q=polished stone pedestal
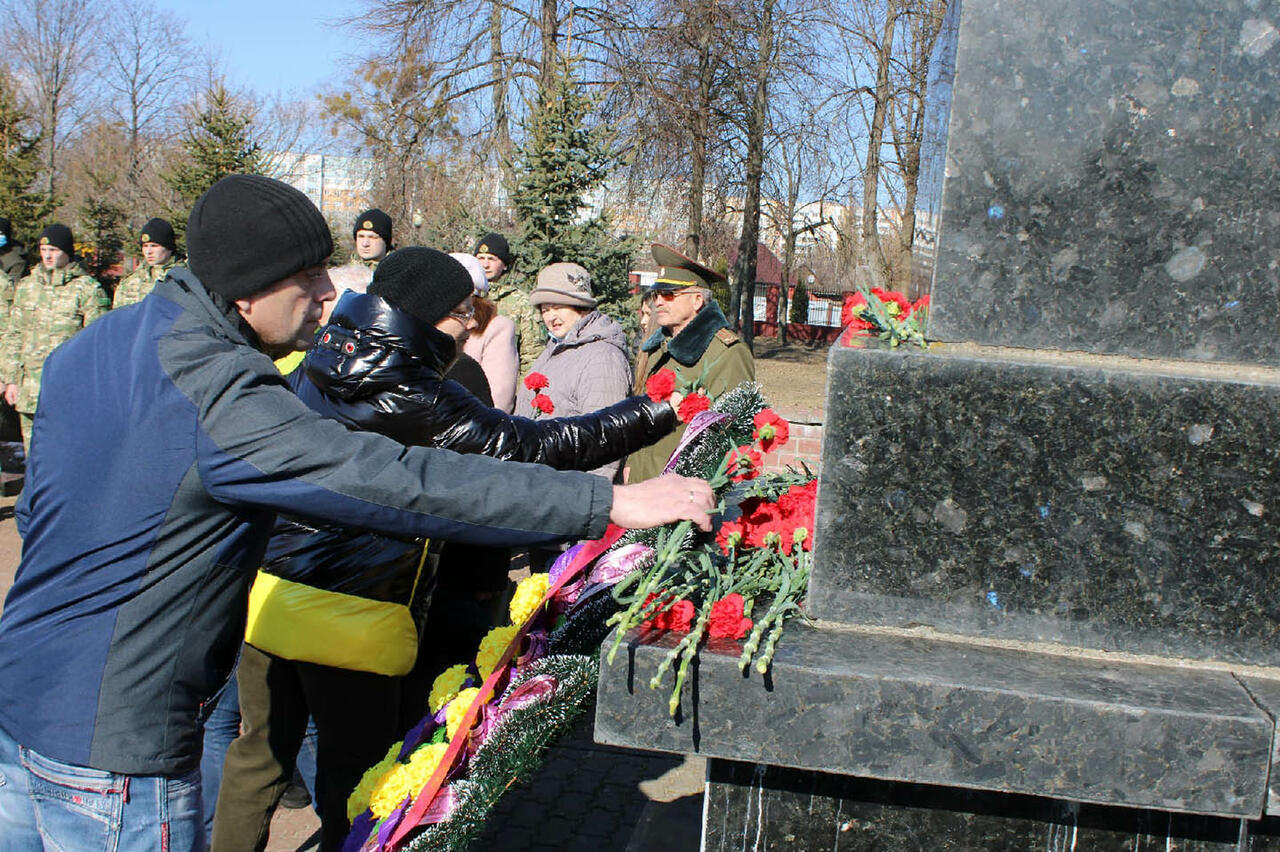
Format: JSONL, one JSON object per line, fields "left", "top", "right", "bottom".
{"left": 592, "top": 0, "right": 1280, "bottom": 846}
{"left": 596, "top": 625, "right": 1278, "bottom": 819}
{"left": 702, "top": 761, "right": 1280, "bottom": 852}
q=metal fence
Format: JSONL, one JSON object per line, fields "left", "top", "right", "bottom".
{"left": 752, "top": 283, "right": 844, "bottom": 327}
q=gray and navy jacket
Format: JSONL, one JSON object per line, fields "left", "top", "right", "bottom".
{"left": 0, "top": 268, "right": 611, "bottom": 776}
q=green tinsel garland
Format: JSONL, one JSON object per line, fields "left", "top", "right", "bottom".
{"left": 401, "top": 655, "right": 598, "bottom": 851}
{"left": 546, "top": 589, "right": 622, "bottom": 656}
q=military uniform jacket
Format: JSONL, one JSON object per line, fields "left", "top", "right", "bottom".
{"left": 0, "top": 261, "right": 110, "bottom": 413}
{"left": 0, "top": 268, "right": 13, "bottom": 328}
{"left": 112, "top": 257, "right": 181, "bottom": 309}
{"left": 626, "top": 300, "right": 755, "bottom": 483}
{"left": 490, "top": 279, "right": 544, "bottom": 374}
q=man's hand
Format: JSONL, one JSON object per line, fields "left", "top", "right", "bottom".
{"left": 3, "top": 384, "right": 16, "bottom": 406}
{"left": 610, "top": 474, "right": 715, "bottom": 532}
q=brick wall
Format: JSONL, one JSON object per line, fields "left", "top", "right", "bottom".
{"left": 761, "top": 406, "right": 824, "bottom": 474}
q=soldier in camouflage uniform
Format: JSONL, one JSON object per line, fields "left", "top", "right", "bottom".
{"left": 474, "top": 231, "right": 542, "bottom": 373}
{"left": 0, "top": 224, "right": 111, "bottom": 451}
{"left": 112, "top": 217, "right": 181, "bottom": 309}
{"left": 351, "top": 208, "right": 392, "bottom": 270}
{"left": 0, "top": 217, "right": 27, "bottom": 282}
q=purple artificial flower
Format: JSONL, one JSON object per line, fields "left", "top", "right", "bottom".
{"left": 589, "top": 543, "right": 655, "bottom": 585}
{"left": 342, "top": 812, "right": 376, "bottom": 852}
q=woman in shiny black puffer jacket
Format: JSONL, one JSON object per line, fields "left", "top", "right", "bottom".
{"left": 261, "top": 289, "right": 676, "bottom": 646}
{"left": 223, "top": 290, "right": 677, "bottom": 845}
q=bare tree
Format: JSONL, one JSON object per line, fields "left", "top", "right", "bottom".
{"left": 101, "top": 0, "right": 191, "bottom": 222}
{"left": 2, "top": 0, "right": 100, "bottom": 202}
{"left": 728, "top": 0, "right": 776, "bottom": 352}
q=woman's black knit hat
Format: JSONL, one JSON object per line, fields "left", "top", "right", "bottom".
{"left": 186, "top": 175, "right": 333, "bottom": 301}
{"left": 369, "top": 247, "right": 473, "bottom": 326}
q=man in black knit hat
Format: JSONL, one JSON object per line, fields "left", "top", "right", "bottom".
{"left": 0, "top": 217, "right": 27, "bottom": 281}
{"left": 351, "top": 207, "right": 392, "bottom": 269}
{"left": 0, "top": 175, "right": 714, "bottom": 848}
{"left": 113, "top": 217, "right": 183, "bottom": 308}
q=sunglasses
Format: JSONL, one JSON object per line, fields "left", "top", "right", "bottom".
{"left": 448, "top": 306, "right": 476, "bottom": 321}
{"left": 652, "top": 289, "right": 694, "bottom": 302}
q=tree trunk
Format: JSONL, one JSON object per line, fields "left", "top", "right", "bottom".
{"left": 860, "top": 0, "right": 898, "bottom": 290}
{"left": 684, "top": 15, "right": 714, "bottom": 261}
{"left": 490, "top": 0, "right": 514, "bottom": 191}
{"left": 731, "top": 0, "right": 773, "bottom": 353}
{"left": 538, "top": 0, "right": 559, "bottom": 98}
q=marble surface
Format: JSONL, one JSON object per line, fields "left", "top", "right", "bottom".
{"left": 594, "top": 625, "right": 1273, "bottom": 817}
{"left": 702, "top": 760, "right": 1280, "bottom": 851}
{"left": 923, "top": 0, "right": 1280, "bottom": 364}
{"left": 809, "top": 345, "right": 1280, "bottom": 666}
{"left": 1239, "top": 676, "right": 1280, "bottom": 815}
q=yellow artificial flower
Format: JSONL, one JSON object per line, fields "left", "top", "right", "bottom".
{"left": 347, "top": 740, "right": 403, "bottom": 822}
{"left": 476, "top": 624, "right": 519, "bottom": 678}
{"left": 445, "top": 687, "right": 481, "bottom": 739}
{"left": 428, "top": 664, "right": 470, "bottom": 714}
{"left": 509, "top": 573, "right": 550, "bottom": 626}
{"left": 369, "top": 762, "right": 415, "bottom": 819}
{"left": 403, "top": 742, "right": 450, "bottom": 793}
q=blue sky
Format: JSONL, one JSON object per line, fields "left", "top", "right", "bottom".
{"left": 161, "top": 0, "right": 367, "bottom": 96}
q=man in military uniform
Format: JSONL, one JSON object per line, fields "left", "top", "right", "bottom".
{"left": 474, "top": 231, "right": 541, "bottom": 373}
{"left": 352, "top": 208, "right": 392, "bottom": 269}
{"left": 0, "top": 224, "right": 111, "bottom": 451}
{"left": 626, "top": 243, "right": 755, "bottom": 483}
{"left": 0, "top": 218, "right": 27, "bottom": 282}
{"left": 112, "top": 217, "right": 181, "bottom": 309}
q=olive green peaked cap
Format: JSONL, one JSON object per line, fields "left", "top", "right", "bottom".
{"left": 651, "top": 243, "right": 726, "bottom": 288}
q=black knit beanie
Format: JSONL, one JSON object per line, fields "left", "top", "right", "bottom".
{"left": 352, "top": 208, "right": 393, "bottom": 245}
{"left": 139, "top": 217, "right": 176, "bottom": 251}
{"left": 38, "top": 224, "right": 74, "bottom": 255}
{"left": 186, "top": 175, "right": 333, "bottom": 301}
{"left": 472, "top": 232, "right": 513, "bottom": 268}
{"left": 369, "top": 247, "right": 473, "bottom": 326}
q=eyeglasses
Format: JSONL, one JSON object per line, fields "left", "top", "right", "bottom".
{"left": 653, "top": 289, "right": 693, "bottom": 302}
{"left": 448, "top": 306, "right": 476, "bottom": 321}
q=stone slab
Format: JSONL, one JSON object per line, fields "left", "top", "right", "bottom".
{"left": 809, "top": 345, "right": 1280, "bottom": 666}
{"left": 594, "top": 625, "right": 1273, "bottom": 818}
{"left": 703, "top": 759, "right": 1280, "bottom": 851}
{"left": 1238, "top": 676, "right": 1280, "bottom": 816}
{"left": 922, "top": 0, "right": 1280, "bottom": 364}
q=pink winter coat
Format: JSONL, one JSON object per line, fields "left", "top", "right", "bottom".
{"left": 463, "top": 314, "right": 519, "bottom": 412}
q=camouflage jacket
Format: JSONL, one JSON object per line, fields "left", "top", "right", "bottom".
{"left": 112, "top": 258, "right": 182, "bottom": 309}
{"left": 0, "top": 261, "right": 111, "bottom": 412}
{"left": 490, "top": 280, "right": 544, "bottom": 374}
{"left": 0, "top": 269, "right": 13, "bottom": 328}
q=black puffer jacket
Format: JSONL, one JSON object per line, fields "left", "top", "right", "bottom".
{"left": 295, "top": 291, "right": 675, "bottom": 466}
{"left": 254, "top": 291, "right": 676, "bottom": 667}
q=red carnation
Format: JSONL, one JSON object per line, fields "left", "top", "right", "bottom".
{"left": 677, "top": 390, "right": 711, "bottom": 423}
{"left": 639, "top": 592, "right": 694, "bottom": 632}
{"left": 707, "top": 593, "right": 753, "bottom": 639}
{"left": 725, "top": 445, "right": 762, "bottom": 482}
{"left": 645, "top": 369, "right": 677, "bottom": 403}
{"left": 523, "top": 372, "right": 550, "bottom": 391}
{"left": 752, "top": 409, "right": 790, "bottom": 453}
{"left": 659, "top": 599, "right": 695, "bottom": 632}
{"left": 532, "top": 394, "right": 555, "bottom": 415}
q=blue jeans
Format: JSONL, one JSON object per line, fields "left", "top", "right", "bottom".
{"left": 200, "top": 667, "right": 241, "bottom": 839}
{"left": 0, "top": 722, "right": 204, "bottom": 850}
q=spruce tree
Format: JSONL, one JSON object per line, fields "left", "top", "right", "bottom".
{"left": 163, "top": 84, "right": 266, "bottom": 242}
{"left": 789, "top": 279, "right": 809, "bottom": 324}
{"left": 0, "top": 68, "right": 54, "bottom": 253}
{"left": 510, "top": 65, "right": 636, "bottom": 317}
